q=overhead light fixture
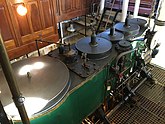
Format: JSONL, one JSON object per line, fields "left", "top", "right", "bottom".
{"left": 17, "top": 4, "right": 27, "bottom": 16}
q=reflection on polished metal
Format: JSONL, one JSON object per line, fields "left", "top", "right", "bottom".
{"left": 115, "top": 17, "right": 140, "bottom": 39}
{"left": 0, "top": 56, "right": 70, "bottom": 118}
{"left": 75, "top": 36, "right": 112, "bottom": 59}
{"left": 0, "top": 34, "right": 30, "bottom": 124}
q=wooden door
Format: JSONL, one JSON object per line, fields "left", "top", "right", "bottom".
{"left": 0, "top": 0, "right": 18, "bottom": 51}
{"left": 81, "top": 0, "right": 92, "bottom": 14}
{"left": 8, "top": 0, "right": 56, "bottom": 44}
{"left": 60, "top": 0, "right": 72, "bottom": 14}
{"left": 57, "top": 0, "right": 82, "bottom": 22}
{"left": 6, "top": 0, "right": 58, "bottom": 59}
{"left": 72, "top": 0, "right": 81, "bottom": 11}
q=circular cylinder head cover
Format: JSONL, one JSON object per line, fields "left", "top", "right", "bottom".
{"left": 114, "top": 22, "right": 140, "bottom": 38}
{"left": 128, "top": 18, "right": 147, "bottom": 27}
{"left": 116, "top": 40, "right": 132, "bottom": 52}
{"left": 0, "top": 56, "right": 71, "bottom": 118}
{"left": 98, "top": 29, "right": 124, "bottom": 43}
{"left": 75, "top": 36, "right": 112, "bottom": 59}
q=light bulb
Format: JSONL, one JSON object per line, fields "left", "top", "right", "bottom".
{"left": 17, "top": 5, "right": 27, "bottom": 16}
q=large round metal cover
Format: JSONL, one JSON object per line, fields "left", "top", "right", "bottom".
{"left": 75, "top": 37, "right": 112, "bottom": 59}
{"left": 98, "top": 29, "right": 124, "bottom": 42}
{"left": 116, "top": 40, "right": 132, "bottom": 52}
{"left": 118, "top": 40, "right": 131, "bottom": 48}
{"left": 0, "top": 56, "right": 70, "bottom": 110}
{"left": 129, "top": 18, "right": 147, "bottom": 27}
{"left": 114, "top": 22, "right": 140, "bottom": 36}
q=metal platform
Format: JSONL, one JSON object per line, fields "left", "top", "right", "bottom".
{"left": 107, "top": 65, "right": 165, "bottom": 124}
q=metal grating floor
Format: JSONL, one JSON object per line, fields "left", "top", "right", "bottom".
{"left": 150, "top": 65, "right": 165, "bottom": 86}
{"left": 108, "top": 65, "right": 165, "bottom": 124}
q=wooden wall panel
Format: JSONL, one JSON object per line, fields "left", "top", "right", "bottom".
{"left": 60, "top": 0, "right": 72, "bottom": 13}
{"left": 55, "top": 0, "right": 60, "bottom": 16}
{"left": 13, "top": 4, "right": 31, "bottom": 36}
{"left": 82, "top": 0, "right": 92, "bottom": 9}
{"left": 0, "top": 1, "right": 18, "bottom": 50}
{"left": 27, "top": 1, "right": 42, "bottom": 32}
{"left": 81, "top": 0, "right": 92, "bottom": 15}
{"left": 57, "top": 0, "right": 84, "bottom": 22}
{"left": 73, "top": 0, "right": 81, "bottom": 10}
{"left": 2, "top": 0, "right": 59, "bottom": 59}
{"left": 0, "top": 4, "right": 13, "bottom": 41}
{"left": 40, "top": 0, "right": 52, "bottom": 28}
{"left": 1, "top": 0, "right": 97, "bottom": 59}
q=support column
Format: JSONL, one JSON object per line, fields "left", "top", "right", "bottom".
{"left": 121, "top": 0, "right": 129, "bottom": 22}
{"left": 99, "top": 0, "right": 105, "bottom": 15}
{"left": 133, "top": 0, "right": 141, "bottom": 17}
{"left": 157, "top": 0, "right": 165, "bottom": 21}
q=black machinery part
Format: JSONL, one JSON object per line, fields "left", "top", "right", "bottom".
{"left": 114, "top": 23, "right": 140, "bottom": 38}
{"left": 116, "top": 40, "right": 132, "bottom": 52}
{"left": 97, "top": 28, "right": 124, "bottom": 43}
{"left": 75, "top": 37, "right": 112, "bottom": 60}
{"left": 155, "top": 19, "right": 165, "bottom": 26}
{"left": 67, "top": 57, "right": 99, "bottom": 78}
{"left": 114, "top": 17, "right": 140, "bottom": 40}
{"left": 128, "top": 18, "right": 147, "bottom": 28}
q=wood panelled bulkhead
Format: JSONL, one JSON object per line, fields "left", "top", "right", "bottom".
{"left": 0, "top": 0, "right": 100, "bottom": 59}
{"left": 0, "top": 0, "right": 18, "bottom": 51}
{"left": 56, "top": 0, "right": 100, "bottom": 22}
{"left": 0, "top": 0, "right": 59, "bottom": 60}
{"left": 56, "top": 0, "right": 81, "bottom": 22}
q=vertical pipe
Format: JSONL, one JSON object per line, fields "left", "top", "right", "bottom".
{"left": 85, "top": 15, "right": 87, "bottom": 36}
{"left": 99, "top": 0, "right": 105, "bottom": 15}
{"left": 157, "top": 0, "right": 165, "bottom": 21}
{"left": 133, "top": 0, "right": 141, "bottom": 17}
{"left": 0, "top": 34, "right": 30, "bottom": 124}
{"left": 121, "top": 0, "right": 129, "bottom": 22}
{"left": 59, "top": 22, "right": 64, "bottom": 43}
{"left": 35, "top": 40, "right": 41, "bottom": 56}
{"left": 152, "top": 0, "right": 164, "bottom": 31}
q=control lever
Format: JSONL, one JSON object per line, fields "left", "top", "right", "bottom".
{"left": 81, "top": 53, "right": 90, "bottom": 69}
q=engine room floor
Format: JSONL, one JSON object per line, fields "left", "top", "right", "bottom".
{"left": 107, "top": 65, "right": 165, "bottom": 124}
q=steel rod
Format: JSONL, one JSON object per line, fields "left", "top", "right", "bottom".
{"left": 0, "top": 34, "right": 30, "bottom": 124}
{"left": 35, "top": 40, "right": 40, "bottom": 56}
{"left": 85, "top": 15, "right": 87, "bottom": 36}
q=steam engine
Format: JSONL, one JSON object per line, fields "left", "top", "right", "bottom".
{"left": 0, "top": 14, "right": 159, "bottom": 124}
